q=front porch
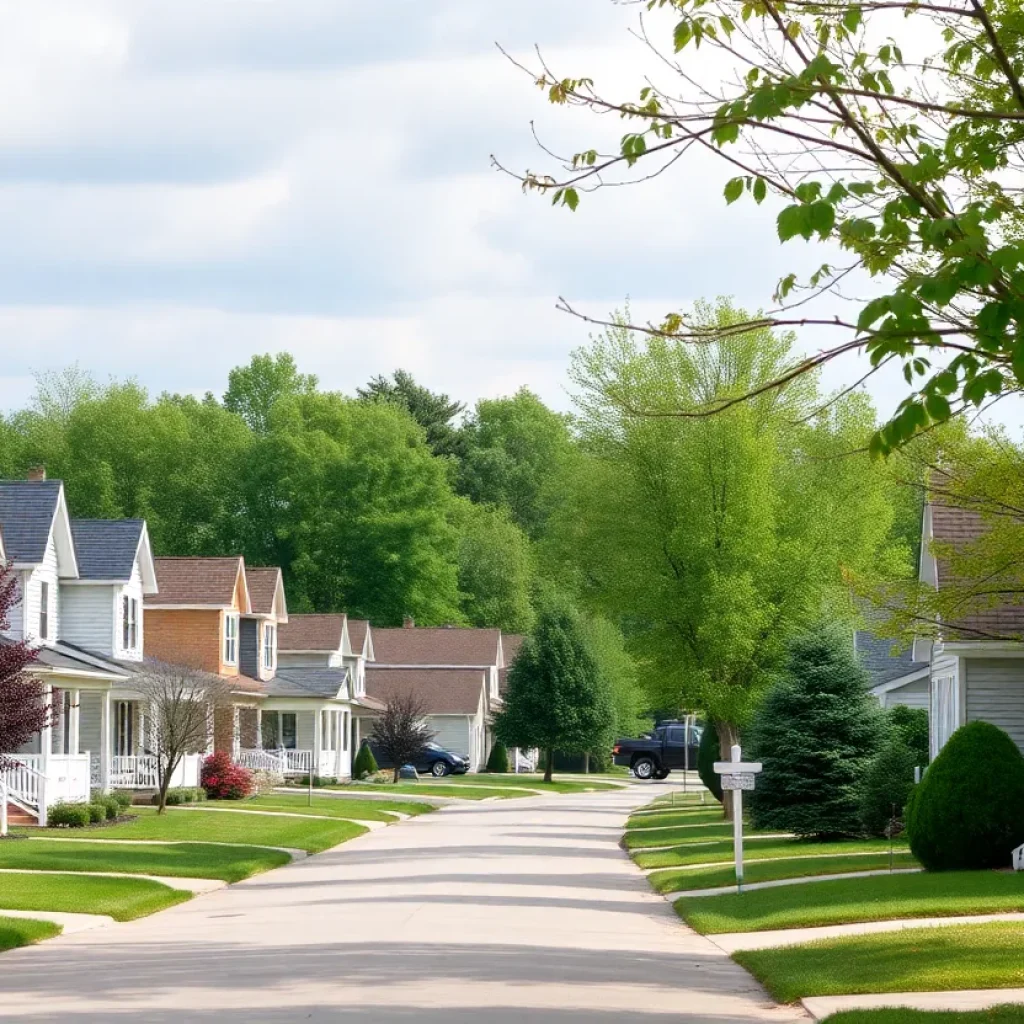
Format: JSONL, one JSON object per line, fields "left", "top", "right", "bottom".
{"left": 237, "top": 704, "right": 352, "bottom": 779}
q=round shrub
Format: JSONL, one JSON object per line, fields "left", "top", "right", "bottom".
{"left": 100, "top": 795, "right": 120, "bottom": 820}
{"left": 353, "top": 741, "right": 379, "bottom": 780}
{"left": 906, "top": 720, "right": 1024, "bottom": 870}
{"left": 200, "top": 751, "right": 254, "bottom": 800}
{"left": 111, "top": 790, "right": 134, "bottom": 810}
{"left": 47, "top": 801, "right": 91, "bottom": 828}
{"left": 486, "top": 742, "right": 510, "bottom": 774}
{"left": 87, "top": 802, "right": 106, "bottom": 824}
{"left": 697, "top": 722, "right": 723, "bottom": 803}
{"left": 859, "top": 736, "right": 918, "bottom": 836}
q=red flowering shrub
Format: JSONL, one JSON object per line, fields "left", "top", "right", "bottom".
{"left": 200, "top": 751, "right": 254, "bottom": 800}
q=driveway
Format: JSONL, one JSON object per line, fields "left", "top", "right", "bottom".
{"left": 0, "top": 784, "right": 805, "bottom": 1023}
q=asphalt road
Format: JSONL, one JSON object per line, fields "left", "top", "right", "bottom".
{"left": 0, "top": 783, "right": 806, "bottom": 1022}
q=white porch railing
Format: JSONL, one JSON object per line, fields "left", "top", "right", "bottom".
{"left": 110, "top": 754, "right": 202, "bottom": 790}
{"left": 1, "top": 757, "right": 47, "bottom": 828}
{"left": 237, "top": 749, "right": 286, "bottom": 773}
{"left": 238, "top": 749, "right": 319, "bottom": 776}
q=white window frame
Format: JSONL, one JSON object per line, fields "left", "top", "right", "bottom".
{"left": 39, "top": 580, "right": 49, "bottom": 640}
{"left": 122, "top": 595, "right": 138, "bottom": 651}
{"left": 263, "top": 623, "right": 275, "bottom": 670}
{"left": 223, "top": 613, "right": 238, "bottom": 665}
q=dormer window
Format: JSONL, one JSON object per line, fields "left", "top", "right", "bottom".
{"left": 263, "top": 623, "right": 275, "bottom": 669}
{"left": 224, "top": 613, "right": 238, "bottom": 664}
{"left": 39, "top": 581, "right": 49, "bottom": 640}
{"left": 122, "top": 596, "right": 138, "bottom": 651}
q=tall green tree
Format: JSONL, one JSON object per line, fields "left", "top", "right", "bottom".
{"left": 223, "top": 353, "right": 317, "bottom": 434}
{"left": 498, "top": 0, "right": 1024, "bottom": 449}
{"left": 493, "top": 598, "right": 614, "bottom": 782}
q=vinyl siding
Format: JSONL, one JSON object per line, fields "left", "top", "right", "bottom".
{"left": 882, "top": 678, "right": 930, "bottom": 712}
{"left": 17, "top": 532, "right": 60, "bottom": 643}
{"left": 277, "top": 651, "right": 342, "bottom": 669}
{"left": 61, "top": 584, "right": 116, "bottom": 655}
{"left": 79, "top": 690, "right": 104, "bottom": 784}
{"left": 429, "top": 717, "right": 472, "bottom": 762}
{"left": 239, "top": 618, "right": 259, "bottom": 679}
{"left": 296, "top": 711, "right": 316, "bottom": 751}
{"left": 113, "top": 563, "right": 144, "bottom": 661}
{"left": 965, "top": 657, "right": 1024, "bottom": 752}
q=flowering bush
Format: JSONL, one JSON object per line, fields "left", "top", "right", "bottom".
{"left": 200, "top": 751, "right": 254, "bottom": 800}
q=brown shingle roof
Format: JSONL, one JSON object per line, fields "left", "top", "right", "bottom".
{"left": 246, "top": 567, "right": 283, "bottom": 617}
{"left": 224, "top": 673, "right": 266, "bottom": 696}
{"left": 278, "top": 614, "right": 346, "bottom": 652}
{"left": 147, "top": 557, "right": 246, "bottom": 608}
{"left": 372, "top": 627, "right": 501, "bottom": 667}
{"left": 347, "top": 619, "right": 369, "bottom": 656}
{"left": 366, "top": 666, "right": 486, "bottom": 716}
{"left": 502, "top": 633, "right": 525, "bottom": 666}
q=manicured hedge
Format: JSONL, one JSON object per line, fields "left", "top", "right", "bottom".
{"left": 48, "top": 801, "right": 92, "bottom": 828}
{"left": 697, "top": 724, "right": 723, "bottom": 803}
{"left": 486, "top": 742, "right": 510, "bottom": 774}
{"left": 353, "top": 741, "right": 379, "bottom": 779}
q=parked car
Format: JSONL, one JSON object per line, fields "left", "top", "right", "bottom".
{"left": 612, "top": 721, "right": 702, "bottom": 780}
{"left": 367, "top": 740, "right": 470, "bottom": 777}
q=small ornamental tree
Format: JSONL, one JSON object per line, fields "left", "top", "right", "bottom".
{"left": 749, "top": 628, "right": 884, "bottom": 837}
{"left": 906, "top": 721, "right": 1024, "bottom": 871}
{"left": 493, "top": 599, "right": 614, "bottom": 784}
{"left": 371, "top": 693, "right": 434, "bottom": 784}
{"left": 200, "top": 751, "right": 254, "bottom": 801}
{"left": 352, "top": 740, "right": 379, "bottom": 779}
{"left": 486, "top": 741, "right": 510, "bottom": 774}
{"left": 697, "top": 722, "right": 724, "bottom": 806}
{"left": 0, "top": 562, "right": 48, "bottom": 770}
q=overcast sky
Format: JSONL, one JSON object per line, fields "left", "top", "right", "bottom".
{"left": 0, "top": 0, "right": 1019, "bottom": 431}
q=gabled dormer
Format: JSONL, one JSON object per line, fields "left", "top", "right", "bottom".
{"left": 277, "top": 614, "right": 350, "bottom": 669}
{"left": 0, "top": 471, "right": 79, "bottom": 646}
{"left": 241, "top": 566, "right": 288, "bottom": 681}
{"left": 62, "top": 519, "right": 157, "bottom": 660}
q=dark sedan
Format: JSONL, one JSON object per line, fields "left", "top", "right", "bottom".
{"left": 367, "top": 740, "right": 470, "bottom": 777}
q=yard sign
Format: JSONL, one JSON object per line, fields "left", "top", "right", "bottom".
{"left": 713, "top": 744, "right": 762, "bottom": 894}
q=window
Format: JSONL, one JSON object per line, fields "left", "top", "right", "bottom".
{"left": 223, "top": 613, "right": 238, "bottom": 664}
{"left": 262, "top": 623, "right": 275, "bottom": 669}
{"left": 667, "top": 727, "right": 686, "bottom": 745}
{"left": 39, "top": 581, "right": 49, "bottom": 639}
{"left": 115, "top": 701, "right": 134, "bottom": 757}
{"left": 281, "top": 712, "right": 297, "bottom": 750}
{"left": 122, "top": 596, "right": 138, "bottom": 651}
{"left": 260, "top": 711, "right": 297, "bottom": 750}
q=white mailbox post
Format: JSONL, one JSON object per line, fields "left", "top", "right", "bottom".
{"left": 713, "top": 744, "right": 762, "bottom": 893}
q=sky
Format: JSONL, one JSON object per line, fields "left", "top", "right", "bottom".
{"left": 0, "top": 0, "right": 1019, "bottom": 432}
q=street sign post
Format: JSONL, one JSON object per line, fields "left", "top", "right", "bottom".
{"left": 713, "top": 745, "right": 762, "bottom": 893}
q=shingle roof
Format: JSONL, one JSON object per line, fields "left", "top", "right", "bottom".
{"left": 502, "top": 633, "right": 525, "bottom": 666}
{"left": 0, "top": 480, "right": 62, "bottom": 564}
{"left": 266, "top": 667, "right": 350, "bottom": 699}
{"left": 366, "top": 666, "right": 487, "bottom": 715}
{"left": 854, "top": 630, "right": 923, "bottom": 688}
{"left": 348, "top": 619, "right": 369, "bottom": 656}
{"left": 278, "top": 614, "right": 346, "bottom": 652}
{"left": 372, "top": 627, "right": 501, "bottom": 667}
{"left": 70, "top": 520, "right": 144, "bottom": 581}
{"left": 146, "top": 557, "right": 245, "bottom": 608}
{"left": 246, "top": 567, "right": 283, "bottom": 617}
{"left": 0, "top": 637, "right": 129, "bottom": 679}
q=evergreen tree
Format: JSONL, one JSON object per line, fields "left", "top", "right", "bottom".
{"left": 352, "top": 740, "right": 379, "bottom": 780}
{"left": 486, "top": 741, "right": 509, "bottom": 774}
{"left": 749, "top": 628, "right": 884, "bottom": 837}
{"left": 697, "top": 722, "right": 723, "bottom": 805}
{"left": 493, "top": 599, "right": 613, "bottom": 783}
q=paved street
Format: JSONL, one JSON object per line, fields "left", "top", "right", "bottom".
{"left": 0, "top": 786, "right": 805, "bottom": 1022}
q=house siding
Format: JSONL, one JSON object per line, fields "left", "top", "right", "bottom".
{"left": 79, "top": 690, "right": 103, "bottom": 783}
{"left": 429, "top": 716, "right": 473, "bottom": 766}
{"left": 113, "top": 563, "right": 144, "bottom": 661}
{"left": 239, "top": 618, "right": 259, "bottom": 680}
{"left": 965, "top": 657, "right": 1024, "bottom": 752}
{"left": 18, "top": 532, "right": 60, "bottom": 644}
{"left": 277, "top": 651, "right": 341, "bottom": 669}
{"left": 882, "top": 678, "right": 930, "bottom": 712}
{"left": 144, "top": 609, "right": 223, "bottom": 673}
{"left": 61, "top": 585, "right": 116, "bottom": 656}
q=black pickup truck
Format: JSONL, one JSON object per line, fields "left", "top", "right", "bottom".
{"left": 612, "top": 721, "right": 702, "bottom": 780}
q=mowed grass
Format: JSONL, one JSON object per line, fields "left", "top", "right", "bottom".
{"left": 0, "top": 840, "right": 290, "bottom": 883}
{"left": 633, "top": 836, "right": 909, "bottom": 870}
{"left": 207, "top": 795, "right": 431, "bottom": 821}
{"left": 0, "top": 873, "right": 189, "bottom": 922}
{"left": 826, "top": 1009, "right": 1024, "bottom": 1024}
{"left": 340, "top": 782, "right": 525, "bottom": 800}
{"left": 60, "top": 806, "right": 367, "bottom": 853}
{"left": 676, "top": 871, "right": 1024, "bottom": 934}
{"left": 647, "top": 852, "right": 921, "bottom": 894}
{"left": 735, "top": 923, "right": 1024, "bottom": 1002}
{"left": 444, "top": 775, "right": 623, "bottom": 793}
{"left": 624, "top": 822, "right": 783, "bottom": 848}
{"left": 626, "top": 809, "right": 732, "bottom": 829}
{"left": 0, "top": 916, "right": 60, "bottom": 952}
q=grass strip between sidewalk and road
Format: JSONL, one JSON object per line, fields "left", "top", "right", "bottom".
{"left": 734, "top": 923, "right": 1024, "bottom": 1002}
{"left": 624, "top": 822, "right": 783, "bottom": 848}
{"left": 676, "top": 871, "right": 1024, "bottom": 935}
{"left": 438, "top": 775, "right": 624, "bottom": 793}
{"left": 0, "top": 915, "right": 61, "bottom": 952}
{"left": 0, "top": 840, "right": 290, "bottom": 883}
{"left": 335, "top": 782, "right": 526, "bottom": 800}
{"left": 207, "top": 795, "right": 432, "bottom": 821}
{"left": 0, "top": 873, "right": 190, "bottom": 922}
{"left": 626, "top": 809, "right": 738, "bottom": 829}
{"left": 824, "top": 1010, "right": 1024, "bottom": 1024}
{"left": 647, "top": 852, "right": 921, "bottom": 893}
{"left": 633, "top": 836, "right": 910, "bottom": 870}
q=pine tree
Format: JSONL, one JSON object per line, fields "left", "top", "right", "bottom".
{"left": 749, "top": 628, "right": 884, "bottom": 837}
{"left": 493, "top": 599, "right": 613, "bottom": 783}
{"left": 486, "top": 741, "right": 509, "bottom": 774}
{"left": 352, "top": 740, "right": 379, "bottom": 779}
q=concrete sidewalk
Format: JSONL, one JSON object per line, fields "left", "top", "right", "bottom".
{"left": 0, "top": 784, "right": 806, "bottom": 1022}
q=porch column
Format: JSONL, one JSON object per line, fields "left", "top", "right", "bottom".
{"left": 69, "top": 690, "right": 81, "bottom": 756}
{"left": 39, "top": 685, "right": 53, "bottom": 774}
{"left": 313, "top": 708, "right": 323, "bottom": 778}
{"left": 255, "top": 708, "right": 262, "bottom": 749}
{"left": 99, "top": 691, "right": 112, "bottom": 793}
{"left": 334, "top": 711, "right": 343, "bottom": 777}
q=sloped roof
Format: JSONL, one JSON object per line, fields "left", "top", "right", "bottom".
{"left": 266, "top": 667, "right": 349, "bottom": 699}
{"left": 854, "top": 630, "right": 922, "bottom": 688}
{"left": 1, "top": 637, "right": 129, "bottom": 680}
{"left": 70, "top": 519, "right": 145, "bottom": 581}
{"left": 146, "top": 557, "right": 246, "bottom": 608}
{"left": 502, "top": 633, "right": 525, "bottom": 666}
{"left": 278, "top": 614, "right": 346, "bottom": 652}
{"left": 366, "top": 666, "right": 487, "bottom": 715}
{"left": 372, "top": 627, "right": 501, "bottom": 667}
{"left": 0, "top": 480, "right": 63, "bottom": 564}
{"left": 348, "top": 619, "right": 370, "bottom": 656}
{"left": 225, "top": 672, "right": 265, "bottom": 696}
{"left": 246, "top": 566, "right": 285, "bottom": 618}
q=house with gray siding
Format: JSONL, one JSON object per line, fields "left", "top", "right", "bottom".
{"left": 854, "top": 629, "right": 930, "bottom": 712}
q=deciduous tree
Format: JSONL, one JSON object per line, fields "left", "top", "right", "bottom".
{"left": 372, "top": 693, "right": 435, "bottom": 784}
{"left": 0, "top": 564, "right": 46, "bottom": 771}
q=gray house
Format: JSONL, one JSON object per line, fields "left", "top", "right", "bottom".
{"left": 854, "top": 629, "right": 930, "bottom": 712}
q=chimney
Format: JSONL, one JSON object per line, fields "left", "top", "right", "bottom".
{"left": 27, "top": 466, "right": 46, "bottom": 482}
{"left": 402, "top": 615, "right": 415, "bottom": 629}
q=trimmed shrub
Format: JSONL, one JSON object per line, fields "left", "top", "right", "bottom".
{"left": 886, "top": 705, "right": 929, "bottom": 766}
{"left": 486, "top": 742, "right": 510, "bottom": 774}
{"left": 353, "top": 741, "right": 379, "bottom": 780}
{"left": 154, "top": 787, "right": 207, "bottom": 806}
{"left": 697, "top": 723, "right": 723, "bottom": 803}
{"left": 200, "top": 752, "right": 254, "bottom": 801}
{"left": 48, "top": 801, "right": 91, "bottom": 828}
{"left": 906, "top": 720, "right": 1024, "bottom": 870}
{"left": 87, "top": 802, "right": 106, "bottom": 824}
{"left": 859, "top": 735, "right": 919, "bottom": 836}
{"left": 111, "top": 790, "right": 134, "bottom": 810}
{"left": 100, "top": 795, "right": 120, "bottom": 820}
{"left": 295, "top": 774, "right": 334, "bottom": 788}
{"left": 749, "top": 628, "right": 884, "bottom": 837}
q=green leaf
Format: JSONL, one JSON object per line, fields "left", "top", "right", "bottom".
{"left": 808, "top": 201, "right": 836, "bottom": 238}
{"left": 564, "top": 188, "right": 579, "bottom": 212}
{"left": 753, "top": 177, "right": 767, "bottom": 204}
{"left": 724, "top": 177, "right": 745, "bottom": 204}
{"left": 777, "top": 205, "right": 809, "bottom": 241}
{"left": 924, "top": 393, "right": 951, "bottom": 421}
{"left": 843, "top": 6, "right": 862, "bottom": 32}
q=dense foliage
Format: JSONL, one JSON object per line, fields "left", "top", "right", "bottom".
{"left": 486, "top": 741, "right": 510, "bottom": 774}
{"left": 200, "top": 752, "right": 254, "bottom": 801}
{"left": 697, "top": 722, "right": 724, "bottom": 804}
{"left": 906, "top": 721, "right": 1024, "bottom": 871}
{"left": 749, "top": 629, "right": 884, "bottom": 837}
{"left": 886, "top": 706, "right": 930, "bottom": 767}
{"left": 371, "top": 693, "right": 435, "bottom": 784}
{"left": 352, "top": 741, "right": 379, "bottom": 780}
{"left": 859, "top": 735, "right": 919, "bottom": 837}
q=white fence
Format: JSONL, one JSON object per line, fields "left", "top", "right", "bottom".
{"left": 110, "top": 753, "right": 202, "bottom": 790}
{"left": 238, "top": 749, "right": 322, "bottom": 776}
{"left": 1, "top": 753, "right": 91, "bottom": 828}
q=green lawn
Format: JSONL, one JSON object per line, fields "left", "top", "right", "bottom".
{"left": 647, "top": 852, "right": 921, "bottom": 893}
{"left": 437, "top": 775, "right": 623, "bottom": 793}
{"left": 676, "top": 871, "right": 1024, "bottom": 934}
{"left": 56, "top": 806, "right": 367, "bottom": 854}
{"left": 734, "top": 923, "right": 1024, "bottom": 1002}
{"left": 624, "top": 822, "right": 782, "bottom": 848}
{"left": 338, "top": 782, "right": 525, "bottom": 800}
{"left": 825, "top": 1010, "right": 1024, "bottom": 1024}
{"left": 206, "top": 795, "right": 432, "bottom": 821}
{"left": 0, "top": 916, "right": 61, "bottom": 952}
{"left": 0, "top": 840, "right": 290, "bottom": 883}
{"left": 0, "top": 873, "right": 189, "bottom": 922}
{"left": 626, "top": 809, "right": 731, "bottom": 829}
{"left": 633, "top": 836, "right": 909, "bottom": 870}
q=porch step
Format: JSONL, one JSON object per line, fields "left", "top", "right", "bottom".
{"left": 3, "top": 802, "right": 38, "bottom": 827}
